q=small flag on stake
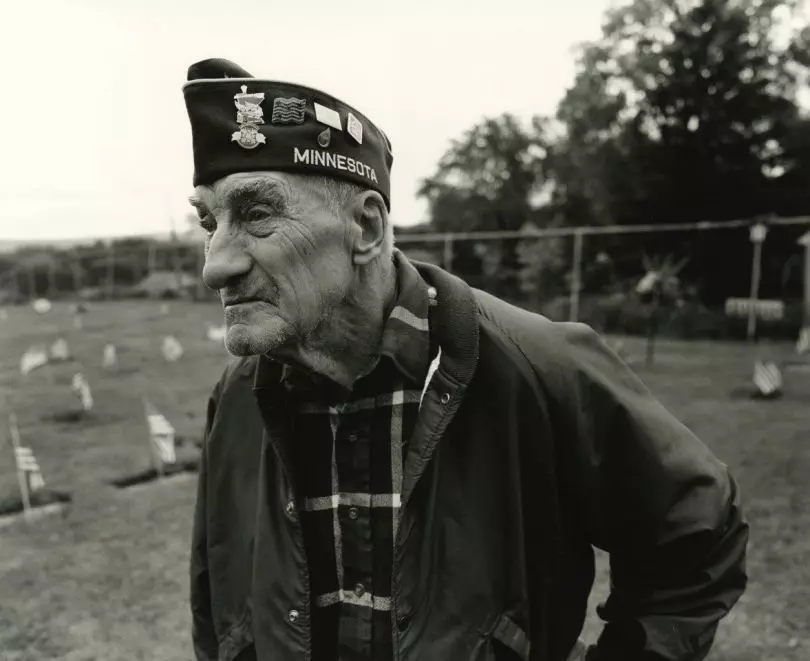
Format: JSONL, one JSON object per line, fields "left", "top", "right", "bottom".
{"left": 797, "top": 327, "right": 810, "bottom": 355}
{"left": 753, "top": 360, "right": 783, "bottom": 398}
{"left": 102, "top": 343, "right": 118, "bottom": 368}
{"left": 71, "top": 373, "right": 94, "bottom": 412}
{"left": 144, "top": 400, "right": 176, "bottom": 466}
{"left": 32, "top": 298, "right": 51, "bottom": 314}
{"left": 8, "top": 412, "right": 45, "bottom": 518}
{"left": 162, "top": 336, "right": 184, "bottom": 362}
{"left": 14, "top": 446, "right": 46, "bottom": 492}
{"left": 50, "top": 338, "right": 70, "bottom": 362}
{"left": 20, "top": 346, "right": 49, "bottom": 375}
{"left": 206, "top": 324, "right": 226, "bottom": 342}
{"left": 160, "top": 303, "right": 170, "bottom": 315}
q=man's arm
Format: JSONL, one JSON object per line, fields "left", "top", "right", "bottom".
{"left": 190, "top": 391, "right": 220, "bottom": 661}
{"left": 549, "top": 323, "right": 749, "bottom": 661}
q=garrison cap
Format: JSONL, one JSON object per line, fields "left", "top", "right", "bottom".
{"left": 183, "top": 58, "right": 394, "bottom": 209}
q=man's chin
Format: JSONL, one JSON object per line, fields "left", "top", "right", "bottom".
{"left": 223, "top": 321, "right": 291, "bottom": 356}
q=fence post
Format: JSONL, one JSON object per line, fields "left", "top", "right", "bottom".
{"left": 569, "top": 230, "right": 584, "bottom": 322}
{"left": 800, "top": 231, "right": 810, "bottom": 328}
{"left": 196, "top": 242, "right": 207, "bottom": 300}
{"left": 443, "top": 235, "right": 454, "bottom": 273}
{"left": 170, "top": 217, "right": 183, "bottom": 292}
{"left": 106, "top": 241, "right": 115, "bottom": 301}
{"left": 747, "top": 222, "right": 768, "bottom": 341}
{"left": 26, "top": 263, "right": 36, "bottom": 300}
{"left": 71, "top": 259, "right": 82, "bottom": 297}
{"left": 148, "top": 242, "right": 157, "bottom": 276}
{"left": 47, "top": 260, "right": 56, "bottom": 300}
{"left": 11, "top": 266, "right": 21, "bottom": 302}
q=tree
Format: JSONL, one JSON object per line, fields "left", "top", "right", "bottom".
{"left": 546, "top": 0, "right": 810, "bottom": 302}
{"left": 418, "top": 114, "right": 549, "bottom": 294}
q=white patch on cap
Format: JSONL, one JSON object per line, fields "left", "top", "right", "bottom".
{"left": 347, "top": 113, "right": 363, "bottom": 144}
{"left": 314, "top": 102, "right": 342, "bottom": 130}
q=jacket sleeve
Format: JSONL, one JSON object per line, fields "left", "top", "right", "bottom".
{"left": 548, "top": 323, "right": 749, "bottom": 661}
{"left": 190, "top": 389, "right": 220, "bottom": 661}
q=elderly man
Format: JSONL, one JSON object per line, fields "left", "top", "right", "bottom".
{"left": 184, "top": 58, "right": 748, "bottom": 661}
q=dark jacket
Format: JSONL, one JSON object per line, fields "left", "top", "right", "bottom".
{"left": 190, "top": 261, "right": 748, "bottom": 661}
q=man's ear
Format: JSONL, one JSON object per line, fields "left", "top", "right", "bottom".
{"left": 349, "top": 190, "right": 388, "bottom": 265}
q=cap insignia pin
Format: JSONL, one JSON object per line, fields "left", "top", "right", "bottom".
{"left": 347, "top": 113, "right": 363, "bottom": 144}
{"left": 317, "top": 128, "right": 331, "bottom": 148}
{"left": 231, "top": 85, "right": 266, "bottom": 149}
{"left": 271, "top": 97, "right": 306, "bottom": 124}
{"left": 314, "top": 102, "right": 342, "bottom": 130}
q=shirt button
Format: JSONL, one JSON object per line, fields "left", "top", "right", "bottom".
{"left": 285, "top": 500, "right": 296, "bottom": 517}
{"left": 288, "top": 609, "right": 300, "bottom": 623}
{"left": 440, "top": 392, "right": 451, "bottom": 404}
{"left": 348, "top": 506, "right": 359, "bottom": 520}
{"left": 347, "top": 432, "right": 358, "bottom": 442}
{"left": 354, "top": 582, "right": 365, "bottom": 597}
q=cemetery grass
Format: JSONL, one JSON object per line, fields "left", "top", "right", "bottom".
{"left": 0, "top": 304, "right": 807, "bottom": 660}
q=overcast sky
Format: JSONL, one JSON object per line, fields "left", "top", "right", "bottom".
{"left": 0, "top": 0, "right": 610, "bottom": 241}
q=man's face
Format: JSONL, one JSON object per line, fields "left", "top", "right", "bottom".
{"left": 191, "top": 172, "right": 355, "bottom": 356}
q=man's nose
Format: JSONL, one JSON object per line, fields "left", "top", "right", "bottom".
{"left": 201, "top": 224, "right": 252, "bottom": 291}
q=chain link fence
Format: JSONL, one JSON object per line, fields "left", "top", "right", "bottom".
{"left": 1, "top": 216, "right": 808, "bottom": 341}
{"left": 0, "top": 237, "right": 213, "bottom": 304}
{"left": 396, "top": 216, "right": 810, "bottom": 341}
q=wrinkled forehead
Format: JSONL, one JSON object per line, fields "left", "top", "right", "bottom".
{"left": 189, "top": 171, "right": 298, "bottom": 213}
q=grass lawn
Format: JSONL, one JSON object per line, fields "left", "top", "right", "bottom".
{"left": 0, "top": 301, "right": 808, "bottom": 660}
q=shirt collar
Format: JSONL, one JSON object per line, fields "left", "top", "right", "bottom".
{"left": 378, "top": 250, "right": 431, "bottom": 386}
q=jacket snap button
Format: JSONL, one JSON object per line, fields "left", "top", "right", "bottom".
{"left": 285, "top": 500, "right": 295, "bottom": 516}
{"left": 354, "top": 583, "right": 366, "bottom": 597}
{"left": 348, "top": 506, "right": 359, "bottom": 520}
{"left": 397, "top": 613, "right": 411, "bottom": 631}
{"left": 440, "top": 392, "right": 450, "bottom": 404}
{"left": 288, "top": 609, "right": 300, "bottom": 623}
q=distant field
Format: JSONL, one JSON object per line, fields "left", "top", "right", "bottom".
{"left": 0, "top": 301, "right": 808, "bottom": 660}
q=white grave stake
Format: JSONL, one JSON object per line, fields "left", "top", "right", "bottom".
{"left": 20, "top": 346, "right": 49, "bottom": 375}
{"left": 797, "top": 327, "right": 809, "bottom": 356}
{"left": 71, "top": 373, "right": 94, "bottom": 413}
{"left": 206, "top": 324, "right": 226, "bottom": 342}
{"left": 162, "top": 336, "right": 184, "bottom": 362}
{"left": 102, "top": 343, "right": 118, "bottom": 368}
{"left": 143, "top": 398, "right": 177, "bottom": 477}
{"left": 33, "top": 298, "right": 51, "bottom": 314}
{"left": 50, "top": 338, "right": 70, "bottom": 362}
{"left": 753, "top": 360, "right": 783, "bottom": 397}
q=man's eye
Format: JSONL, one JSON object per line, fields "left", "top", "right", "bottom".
{"left": 199, "top": 215, "right": 216, "bottom": 234}
{"left": 245, "top": 206, "right": 269, "bottom": 224}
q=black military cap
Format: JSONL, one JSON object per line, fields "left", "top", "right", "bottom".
{"left": 183, "top": 58, "right": 394, "bottom": 209}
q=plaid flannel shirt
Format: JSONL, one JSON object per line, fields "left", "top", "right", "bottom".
{"left": 280, "top": 252, "right": 432, "bottom": 661}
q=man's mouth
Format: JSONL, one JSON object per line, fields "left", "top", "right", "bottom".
{"left": 223, "top": 298, "right": 262, "bottom": 308}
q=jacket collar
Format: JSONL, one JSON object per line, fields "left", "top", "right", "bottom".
{"left": 410, "top": 260, "right": 479, "bottom": 391}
